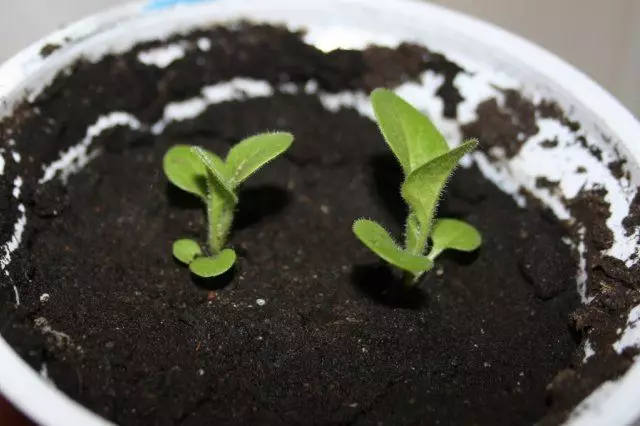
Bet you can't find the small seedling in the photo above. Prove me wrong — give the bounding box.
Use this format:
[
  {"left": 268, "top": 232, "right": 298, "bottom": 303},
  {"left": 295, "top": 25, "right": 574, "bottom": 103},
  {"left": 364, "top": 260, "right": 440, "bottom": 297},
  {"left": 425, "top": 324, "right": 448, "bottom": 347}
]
[
  {"left": 163, "top": 132, "right": 294, "bottom": 278},
  {"left": 353, "top": 88, "right": 482, "bottom": 285}
]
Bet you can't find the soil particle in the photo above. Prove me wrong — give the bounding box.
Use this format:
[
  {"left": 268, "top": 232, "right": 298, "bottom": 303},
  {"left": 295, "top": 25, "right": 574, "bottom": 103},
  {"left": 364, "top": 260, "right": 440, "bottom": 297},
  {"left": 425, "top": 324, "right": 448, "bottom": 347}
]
[
  {"left": 607, "top": 158, "right": 627, "bottom": 180},
  {"left": 540, "top": 138, "right": 559, "bottom": 148},
  {"left": 622, "top": 191, "right": 640, "bottom": 237},
  {"left": 40, "top": 43, "right": 62, "bottom": 58},
  {"left": 461, "top": 89, "right": 539, "bottom": 158},
  {"left": 537, "top": 99, "right": 581, "bottom": 132},
  {"left": 535, "top": 176, "right": 560, "bottom": 192},
  {"left": 568, "top": 188, "right": 614, "bottom": 253}
]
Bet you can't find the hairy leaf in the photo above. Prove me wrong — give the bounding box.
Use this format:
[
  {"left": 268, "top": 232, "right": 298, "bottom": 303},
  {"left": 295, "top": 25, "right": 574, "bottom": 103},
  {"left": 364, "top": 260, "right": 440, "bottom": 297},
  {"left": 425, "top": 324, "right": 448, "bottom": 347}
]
[
  {"left": 192, "top": 147, "right": 237, "bottom": 204},
  {"left": 353, "top": 219, "right": 433, "bottom": 275},
  {"left": 189, "top": 249, "right": 237, "bottom": 278},
  {"left": 163, "top": 145, "right": 207, "bottom": 199},
  {"left": 371, "top": 88, "right": 450, "bottom": 175},
  {"left": 226, "top": 132, "right": 294, "bottom": 185},
  {"left": 172, "top": 239, "right": 202, "bottom": 264},
  {"left": 429, "top": 219, "right": 482, "bottom": 260},
  {"left": 401, "top": 139, "right": 478, "bottom": 235}
]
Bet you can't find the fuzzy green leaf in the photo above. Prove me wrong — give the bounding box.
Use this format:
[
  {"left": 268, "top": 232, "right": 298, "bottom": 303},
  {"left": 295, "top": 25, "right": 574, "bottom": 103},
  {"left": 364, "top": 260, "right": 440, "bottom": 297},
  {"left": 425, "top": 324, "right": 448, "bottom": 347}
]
[
  {"left": 189, "top": 249, "right": 237, "bottom": 278},
  {"left": 192, "top": 147, "right": 238, "bottom": 204},
  {"left": 226, "top": 132, "right": 294, "bottom": 185},
  {"left": 353, "top": 219, "right": 433, "bottom": 275},
  {"left": 429, "top": 219, "right": 482, "bottom": 260},
  {"left": 163, "top": 145, "right": 208, "bottom": 199},
  {"left": 401, "top": 139, "right": 478, "bottom": 235},
  {"left": 371, "top": 88, "right": 450, "bottom": 175},
  {"left": 172, "top": 239, "right": 202, "bottom": 264}
]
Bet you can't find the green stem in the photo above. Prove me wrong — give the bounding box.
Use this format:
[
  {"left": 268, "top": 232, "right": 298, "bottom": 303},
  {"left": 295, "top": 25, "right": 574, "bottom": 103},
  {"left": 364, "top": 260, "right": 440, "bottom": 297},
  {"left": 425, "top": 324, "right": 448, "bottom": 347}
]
[
  {"left": 403, "top": 271, "right": 417, "bottom": 287},
  {"left": 427, "top": 247, "right": 443, "bottom": 263},
  {"left": 405, "top": 211, "right": 429, "bottom": 256},
  {"left": 206, "top": 178, "right": 235, "bottom": 255}
]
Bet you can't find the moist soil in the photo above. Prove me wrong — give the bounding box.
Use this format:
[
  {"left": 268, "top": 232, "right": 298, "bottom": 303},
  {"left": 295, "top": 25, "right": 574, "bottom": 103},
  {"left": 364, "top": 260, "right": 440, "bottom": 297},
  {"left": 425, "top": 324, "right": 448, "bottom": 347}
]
[{"left": 0, "top": 23, "right": 634, "bottom": 426}]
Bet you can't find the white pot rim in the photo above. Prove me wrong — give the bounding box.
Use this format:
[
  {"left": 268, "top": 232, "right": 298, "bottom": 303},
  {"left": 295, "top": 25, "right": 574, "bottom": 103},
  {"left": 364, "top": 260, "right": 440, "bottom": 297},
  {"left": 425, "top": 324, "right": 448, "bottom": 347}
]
[{"left": 0, "top": 1, "right": 639, "bottom": 426}]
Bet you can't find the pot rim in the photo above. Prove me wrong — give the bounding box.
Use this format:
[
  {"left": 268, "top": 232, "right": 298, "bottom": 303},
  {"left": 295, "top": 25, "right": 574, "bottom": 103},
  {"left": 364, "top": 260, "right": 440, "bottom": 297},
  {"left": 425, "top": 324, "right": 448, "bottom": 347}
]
[{"left": 0, "top": 1, "right": 639, "bottom": 426}]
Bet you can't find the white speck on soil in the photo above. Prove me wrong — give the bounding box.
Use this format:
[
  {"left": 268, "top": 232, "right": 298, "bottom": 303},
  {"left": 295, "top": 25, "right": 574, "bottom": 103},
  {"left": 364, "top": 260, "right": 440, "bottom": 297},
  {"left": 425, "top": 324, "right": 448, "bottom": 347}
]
[
  {"left": 39, "top": 362, "right": 48, "bottom": 379},
  {"left": 197, "top": 38, "right": 211, "bottom": 51},
  {"left": 40, "top": 293, "right": 50, "bottom": 303},
  {"left": 256, "top": 298, "right": 266, "bottom": 307},
  {"left": 197, "top": 369, "right": 205, "bottom": 376},
  {"left": 137, "top": 43, "right": 186, "bottom": 67},
  {"left": 12, "top": 176, "right": 22, "bottom": 198},
  {"left": 613, "top": 305, "right": 640, "bottom": 354},
  {"left": 34, "top": 317, "right": 71, "bottom": 348},
  {"left": 12, "top": 285, "right": 19, "bottom": 306},
  {"left": 583, "top": 339, "right": 596, "bottom": 363}
]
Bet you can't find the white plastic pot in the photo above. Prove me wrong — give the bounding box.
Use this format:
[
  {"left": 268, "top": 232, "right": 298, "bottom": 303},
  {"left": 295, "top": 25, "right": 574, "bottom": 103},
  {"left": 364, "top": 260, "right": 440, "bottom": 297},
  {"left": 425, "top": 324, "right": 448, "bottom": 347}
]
[{"left": 0, "top": 1, "right": 639, "bottom": 425}]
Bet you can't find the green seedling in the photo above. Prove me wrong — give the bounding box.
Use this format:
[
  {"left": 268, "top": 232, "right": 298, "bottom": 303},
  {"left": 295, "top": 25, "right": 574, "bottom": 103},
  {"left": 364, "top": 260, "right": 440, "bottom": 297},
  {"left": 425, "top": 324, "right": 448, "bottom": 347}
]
[
  {"left": 353, "top": 88, "right": 482, "bottom": 285},
  {"left": 163, "top": 132, "right": 294, "bottom": 278}
]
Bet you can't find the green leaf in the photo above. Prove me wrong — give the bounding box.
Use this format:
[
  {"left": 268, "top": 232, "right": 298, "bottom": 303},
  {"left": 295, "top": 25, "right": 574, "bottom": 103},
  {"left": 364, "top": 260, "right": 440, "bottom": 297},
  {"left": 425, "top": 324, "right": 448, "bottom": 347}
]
[
  {"left": 371, "top": 88, "right": 450, "bottom": 175},
  {"left": 226, "top": 132, "right": 294, "bottom": 185},
  {"left": 192, "top": 147, "right": 238, "bottom": 204},
  {"left": 172, "top": 239, "right": 202, "bottom": 264},
  {"left": 353, "top": 219, "right": 433, "bottom": 275},
  {"left": 401, "top": 139, "right": 478, "bottom": 236},
  {"left": 163, "top": 145, "right": 208, "bottom": 199},
  {"left": 189, "top": 249, "right": 237, "bottom": 278},
  {"left": 429, "top": 219, "right": 482, "bottom": 260}
]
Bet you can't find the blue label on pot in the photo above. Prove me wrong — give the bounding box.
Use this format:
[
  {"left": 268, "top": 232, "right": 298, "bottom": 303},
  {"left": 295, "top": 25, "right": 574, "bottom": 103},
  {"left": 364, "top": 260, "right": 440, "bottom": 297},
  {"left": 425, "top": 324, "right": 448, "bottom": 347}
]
[{"left": 145, "top": 0, "right": 215, "bottom": 11}]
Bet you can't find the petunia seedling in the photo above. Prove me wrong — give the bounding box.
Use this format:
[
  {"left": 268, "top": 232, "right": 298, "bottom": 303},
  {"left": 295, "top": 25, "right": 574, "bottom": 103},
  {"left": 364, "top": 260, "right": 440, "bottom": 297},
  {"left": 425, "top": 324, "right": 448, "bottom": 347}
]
[
  {"left": 163, "top": 132, "right": 294, "bottom": 278},
  {"left": 353, "top": 88, "right": 481, "bottom": 285}
]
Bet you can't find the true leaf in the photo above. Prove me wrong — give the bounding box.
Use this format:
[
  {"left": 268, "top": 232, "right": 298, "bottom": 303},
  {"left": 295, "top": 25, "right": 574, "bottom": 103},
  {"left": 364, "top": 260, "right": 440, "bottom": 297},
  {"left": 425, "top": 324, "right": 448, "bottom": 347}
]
[
  {"left": 353, "top": 219, "right": 433, "bottom": 275},
  {"left": 226, "top": 132, "right": 294, "bottom": 185},
  {"left": 189, "top": 249, "right": 237, "bottom": 278},
  {"left": 192, "top": 147, "right": 238, "bottom": 204},
  {"left": 429, "top": 218, "right": 482, "bottom": 260},
  {"left": 401, "top": 139, "right": 478, "bottom": 235},
  {"left": 371, "top": 88, "right": 450, "bottom": 175},
  {"left": 163, "top": 145, "right": 208, "bottom": 199},
  {"left": 172, "top": 239, "right": 202, "bottom": 264}
]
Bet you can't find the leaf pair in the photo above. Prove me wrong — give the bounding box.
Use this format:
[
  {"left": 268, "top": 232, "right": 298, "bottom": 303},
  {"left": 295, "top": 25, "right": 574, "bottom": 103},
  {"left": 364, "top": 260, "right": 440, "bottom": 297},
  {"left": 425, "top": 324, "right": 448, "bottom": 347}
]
[
  {"left": 163, "top": 132, "right": 294, "bottom": 201},
  {"left": 353, "top": 88, "right": 482, "bottom": 285},
  {"left": 163, "top": 132, "right": 294, "bottom": 278},
  {"left": 172, "top": 239, "right": 237, "bottom": 278}
]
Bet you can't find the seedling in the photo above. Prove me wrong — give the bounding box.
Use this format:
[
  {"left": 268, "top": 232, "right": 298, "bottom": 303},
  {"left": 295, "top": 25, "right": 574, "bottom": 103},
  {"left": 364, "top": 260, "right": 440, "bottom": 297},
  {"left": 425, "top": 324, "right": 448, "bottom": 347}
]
[
  {"left": 353, "top": 88, "right": 481, "bottom": 285},
  {"left": 163, "top": 132, "right": 294, "bottom": 278}
]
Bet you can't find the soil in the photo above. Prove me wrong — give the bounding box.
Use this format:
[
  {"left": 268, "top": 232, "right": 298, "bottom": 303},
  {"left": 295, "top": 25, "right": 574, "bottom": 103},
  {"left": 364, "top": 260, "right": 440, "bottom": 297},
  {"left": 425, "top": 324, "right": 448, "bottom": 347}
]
[
  {"left": 0, "top": 22, "right": 637, "bottom": 426},
  {"left": 39, "top": 43, "right": 62, "bottom": 58}
]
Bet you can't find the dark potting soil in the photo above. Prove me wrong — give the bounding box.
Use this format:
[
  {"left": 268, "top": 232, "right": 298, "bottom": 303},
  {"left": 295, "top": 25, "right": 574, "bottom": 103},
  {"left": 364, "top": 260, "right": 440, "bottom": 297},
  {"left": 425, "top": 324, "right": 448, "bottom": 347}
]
[{"left": 0, "top": 22, "right": 635, "bottom": 426}]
